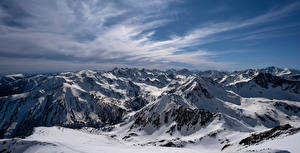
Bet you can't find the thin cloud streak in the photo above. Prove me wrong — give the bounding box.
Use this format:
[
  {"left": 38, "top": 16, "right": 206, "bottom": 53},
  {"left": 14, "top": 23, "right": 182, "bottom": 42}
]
[{"left": 0, "top": 0, "right": 299, "bottom": 73}]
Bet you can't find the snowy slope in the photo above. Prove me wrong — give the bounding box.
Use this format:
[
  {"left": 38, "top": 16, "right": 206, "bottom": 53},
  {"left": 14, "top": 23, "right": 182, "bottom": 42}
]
[
  {"left": 0, "top": 126, "right": 298, "bottom": 153},
  {"left": 0, "top": 127, "right": 216, "bottom": 153}
]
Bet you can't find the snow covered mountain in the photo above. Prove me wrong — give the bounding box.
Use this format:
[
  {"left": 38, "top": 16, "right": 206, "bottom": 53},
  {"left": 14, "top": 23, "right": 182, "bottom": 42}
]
[
  {"left": 0, "top": 67, "right": 300, "bottom": 153},
  {"left": 0, "top": 68, "right": 172, "bottom": 138},
  {"left": 215, "top": 66, "right": 300, "bottom": 86}
]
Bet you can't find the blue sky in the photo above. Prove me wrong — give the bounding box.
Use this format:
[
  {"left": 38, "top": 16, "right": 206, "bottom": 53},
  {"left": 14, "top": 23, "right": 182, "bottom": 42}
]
[{"left": 0, "top": 0, "right": 300, "bottom": 74}]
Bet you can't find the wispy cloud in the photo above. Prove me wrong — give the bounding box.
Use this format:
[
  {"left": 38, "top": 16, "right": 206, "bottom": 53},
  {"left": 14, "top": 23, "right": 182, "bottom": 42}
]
[{"left": 0, "top": 0, "right": 299, "bottom": 73}]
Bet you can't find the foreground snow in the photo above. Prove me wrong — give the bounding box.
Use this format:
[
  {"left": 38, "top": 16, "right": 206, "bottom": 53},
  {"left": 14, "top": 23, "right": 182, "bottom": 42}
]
[
  {"left": 1, "top": 126, "right": 299, "bottom": 153},
  {"left": 0, "top": 127, "right": 222, "bottom": 153}
]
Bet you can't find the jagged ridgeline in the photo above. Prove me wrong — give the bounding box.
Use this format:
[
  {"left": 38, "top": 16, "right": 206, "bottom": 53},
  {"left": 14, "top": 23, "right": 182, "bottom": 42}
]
[{"left": 0, "top": 67, "right": 300, "bottom": 139}]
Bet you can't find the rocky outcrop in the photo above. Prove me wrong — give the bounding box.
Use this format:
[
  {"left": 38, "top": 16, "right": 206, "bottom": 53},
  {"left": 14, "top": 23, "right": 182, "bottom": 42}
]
[{"left": 239, "top": 124, "right": 300, "bottom": 146}]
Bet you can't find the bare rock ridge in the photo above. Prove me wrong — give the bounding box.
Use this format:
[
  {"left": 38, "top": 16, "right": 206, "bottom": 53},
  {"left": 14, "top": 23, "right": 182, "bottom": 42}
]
[{"left": 239, "top": 124, "right": 300, "bottom": 146}]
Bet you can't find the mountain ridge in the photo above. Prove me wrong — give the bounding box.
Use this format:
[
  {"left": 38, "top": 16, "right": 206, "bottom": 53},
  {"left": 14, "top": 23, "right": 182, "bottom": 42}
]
[{"left": 0, "top": 66, "right": 300, "bottom": 152}]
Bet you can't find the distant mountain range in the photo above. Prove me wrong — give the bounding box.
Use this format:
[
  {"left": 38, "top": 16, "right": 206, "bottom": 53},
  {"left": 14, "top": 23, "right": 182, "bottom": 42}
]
[{"left": 0, "top": 66, "right": 300, "bottom": 152}]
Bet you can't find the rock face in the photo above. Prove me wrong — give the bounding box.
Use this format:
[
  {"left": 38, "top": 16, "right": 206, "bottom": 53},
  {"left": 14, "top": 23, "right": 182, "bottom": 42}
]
[
  {"left": 130, "top": 105, "right": 216, "bottom": 135},
  {"left": 0, "top": 67, "right": 300, "bottom": 140},
  {"left": 239, "top": 124, "right": 300, "bottom": 146}
]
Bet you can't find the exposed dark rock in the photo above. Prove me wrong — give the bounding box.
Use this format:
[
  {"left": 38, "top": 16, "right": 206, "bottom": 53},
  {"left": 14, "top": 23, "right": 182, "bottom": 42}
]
[
  {"left": 207, "top": 131, "right": 217, "bottom": 137},
  {"left": 160, "top": 142, "right": 176, "bottom": 147},
  {"left": 160, "top": 141, "right": 185, "bottom": 148},
  {"left": 239, "top": 124, "right": 300, "bottom": 146},
  {"left": 221, "top": 144, "right": 232, "bottom": 151},
  {"left": 122, "top": 133, "right": 139, "bottom": 140},
  {"left": 130, "top": 105, "right": 215, "bottom": 135},
  {"left": 174, "top": 106, "right": 214, "bottom": 131},
  {"left": 124, "top": 96, "right": 148, "bottom": 111},
  {"left": 274, "top": 102, "right": 300, "bottom": 116}
]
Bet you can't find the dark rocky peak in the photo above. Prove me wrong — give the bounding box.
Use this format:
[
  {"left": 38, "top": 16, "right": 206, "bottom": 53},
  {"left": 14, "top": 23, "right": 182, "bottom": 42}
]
[
  {"left": 111, "top": 67, "right": 141, "bottom": 78},
  {"left": 253, "top": 72, "right": 296, "bottom": 89},
  {"left": 198, "top": 70, "right": 228, "bottom": 80},
  {"left": 258, "top": 66, "right": 300, "bottom": 81},
  {"left": 231, "top": 68, "right": 256, "bottom": 75},
  {"left": 230, "top": 69, "right": 257, "bottom": 78},
  {"left": 259, "top": 66, "right": 287, "bottom": 75},
  {"left": 109, "top": 68, "right": 170, "bottom": 88}
]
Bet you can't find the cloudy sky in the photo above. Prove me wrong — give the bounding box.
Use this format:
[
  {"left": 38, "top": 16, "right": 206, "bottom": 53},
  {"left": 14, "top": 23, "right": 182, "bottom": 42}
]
[{"left": 0, "top": 0, "right": 300, "bottom": 74}]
